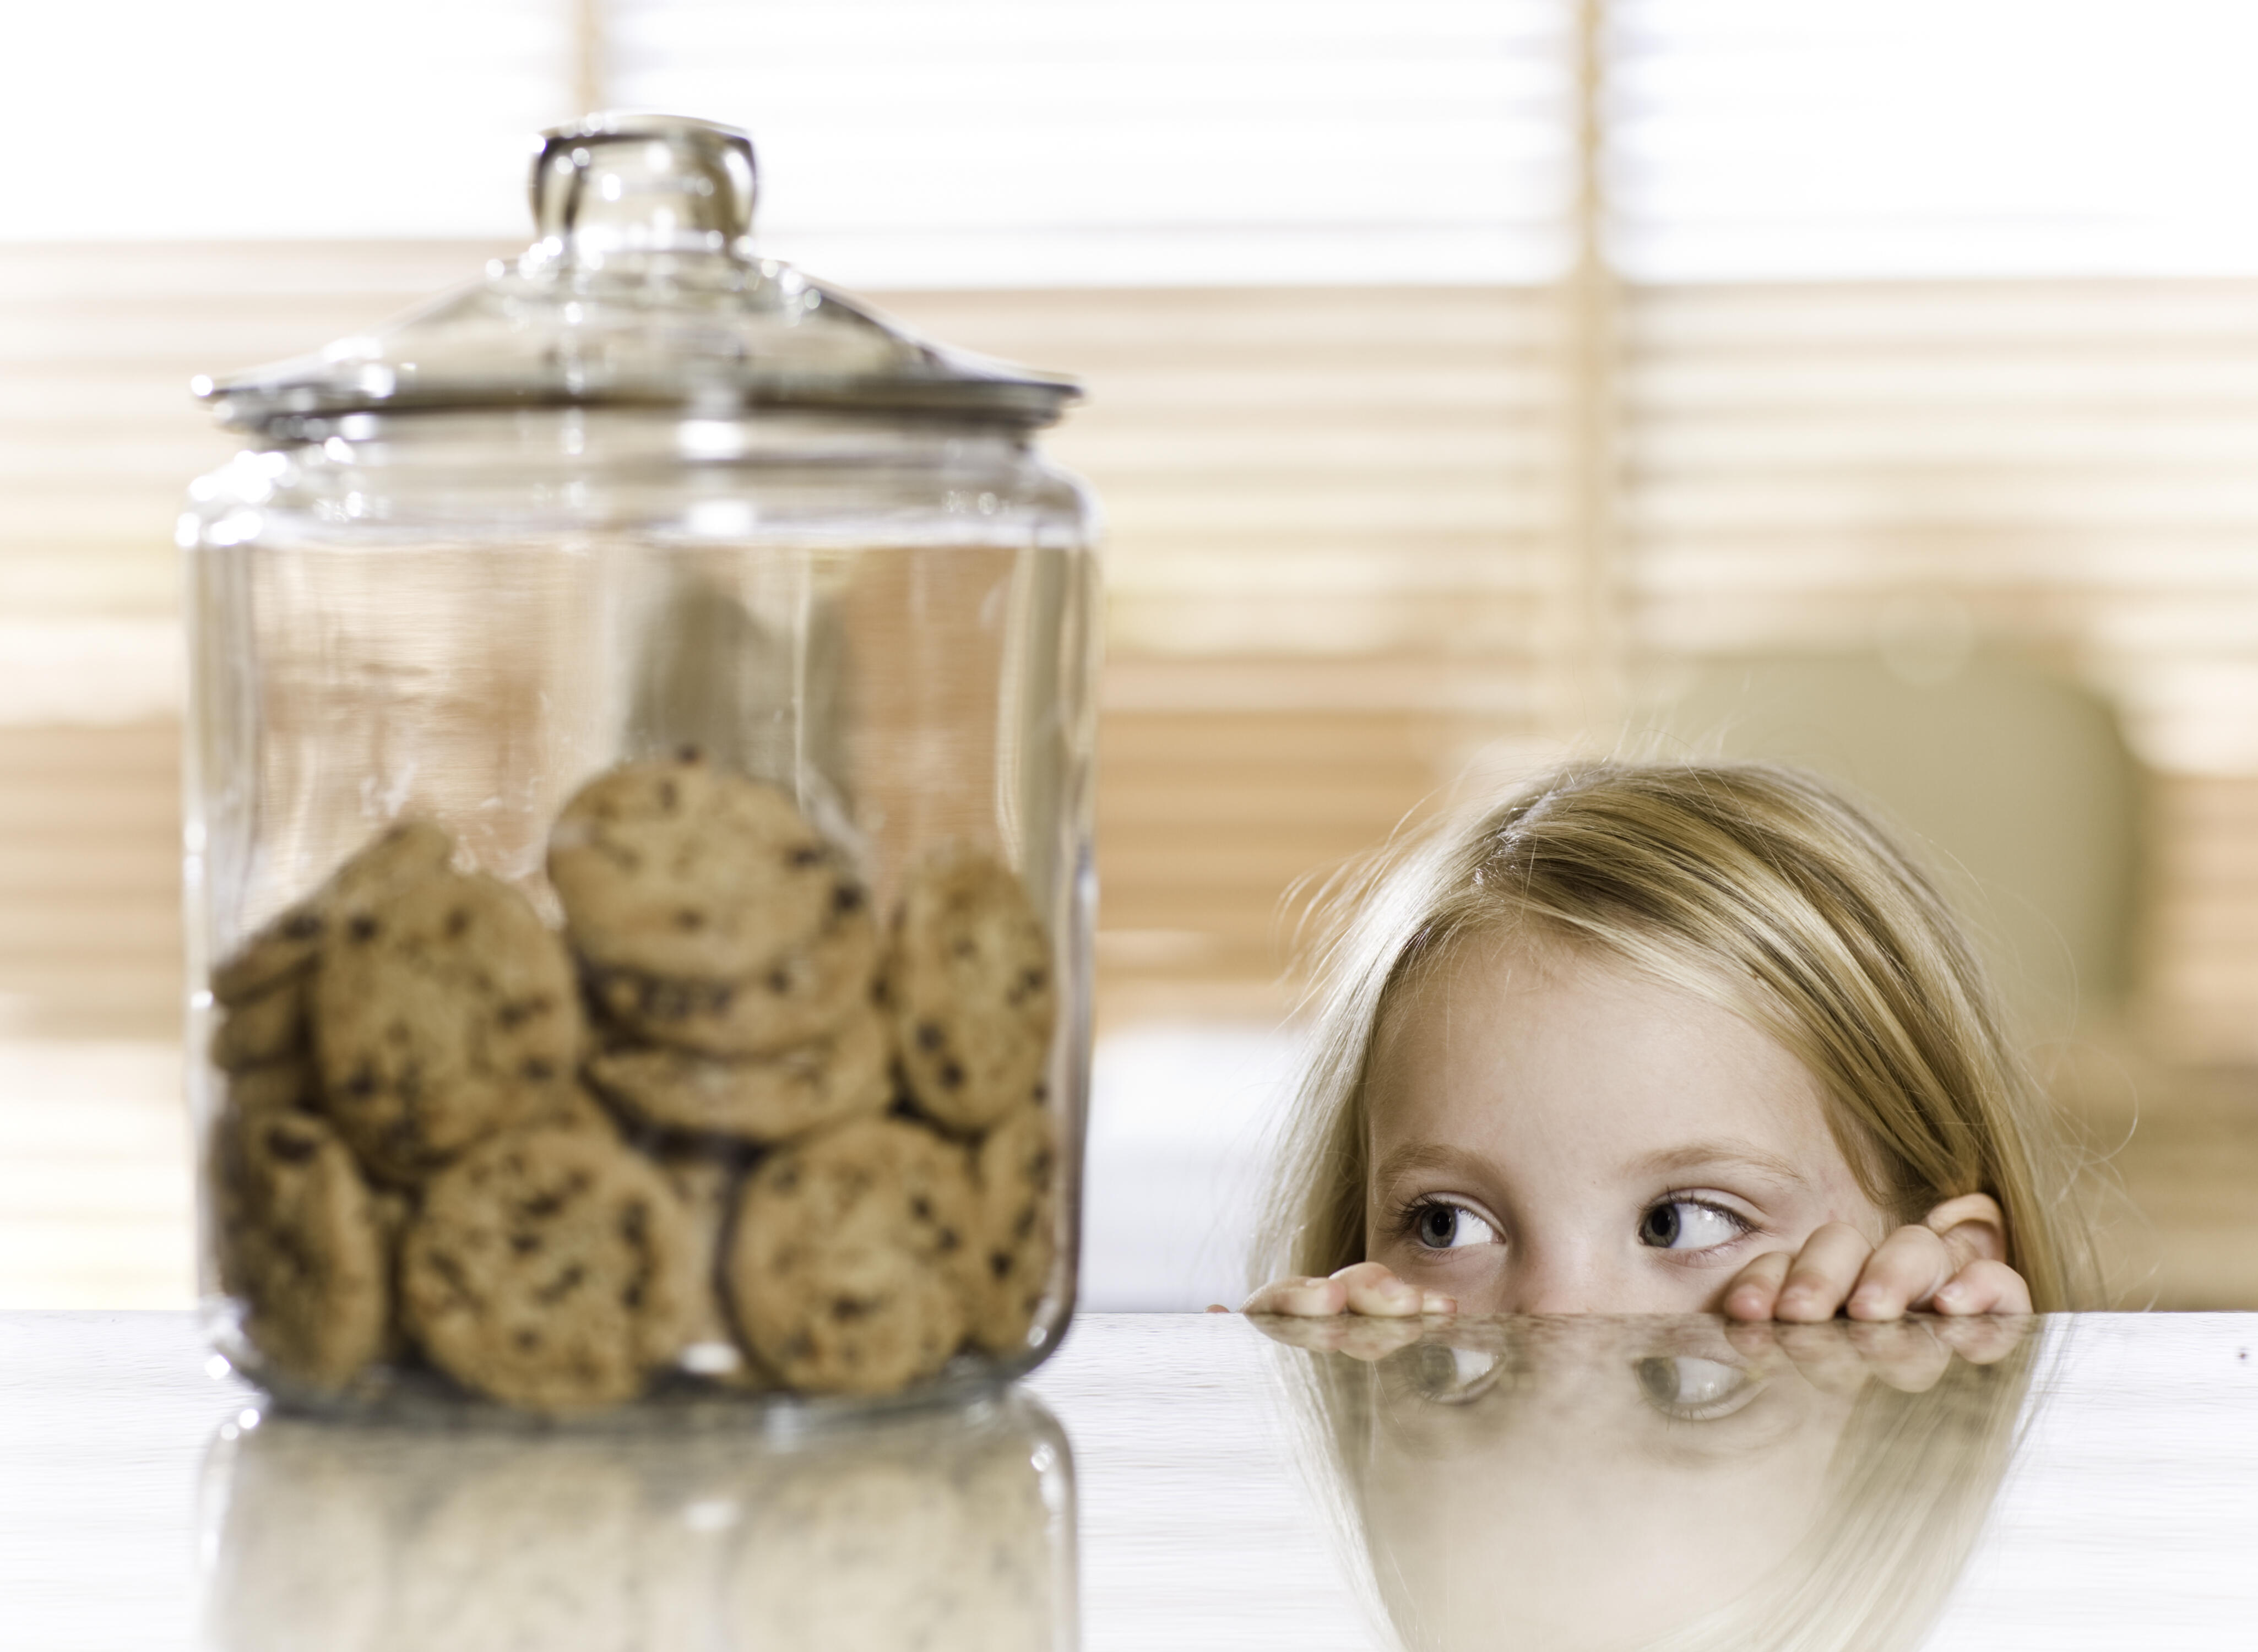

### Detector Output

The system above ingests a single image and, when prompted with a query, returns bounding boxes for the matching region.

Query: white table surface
[2,1311,2255,1650]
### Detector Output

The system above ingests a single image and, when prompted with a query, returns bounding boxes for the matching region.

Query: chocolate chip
[833,883,863,914]
[511,1232,542,1254]
[281,912,324,941]
[938,1059,964,1090]
[990,1252,1013,1280]
[521,1057,555,1083]
[535,1263,587,1305]
[263,1124,319,1164]
[916,1022,945,1052]
[768,969,791,995]
[347,915,379,943]
[675,744,703,764]
[788,845,826,869]
[444,906,470,938]
[674,908,705,931]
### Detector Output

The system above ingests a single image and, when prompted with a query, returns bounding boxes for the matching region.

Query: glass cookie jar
[181,113,1098,1418]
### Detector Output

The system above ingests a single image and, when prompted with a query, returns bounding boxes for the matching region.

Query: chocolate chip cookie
[586,891,878,1058]
[399,1122,697,1412]
[212,819,455,1006]
[970,1104,1060,1356]
[210,975,309,1073]
[884,846,1056,1133]
[726,1118,977,1395]
[548,756,858,982]
[214,1100,391,1390]
[587,996,891,1142]
[313,868,581,1183]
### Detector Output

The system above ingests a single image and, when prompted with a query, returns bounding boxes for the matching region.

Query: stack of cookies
[206,753,1062,1413]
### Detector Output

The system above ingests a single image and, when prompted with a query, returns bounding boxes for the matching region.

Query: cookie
[884,846,1056,1133]
[390,1441,647,1652]
[587,997,891,1142]
[224,1060,321,1119]
[725,1441,1056,1652]
[587,894,879,1058]
[549,757,860,982]
[399,1122,697,1412]
[727,1118,977,1395]
[211,820,455,1006]
[209,976,308,1073]
[214,1101,390,1389]
[313,869,582,1183]
[970,1104,1060,1356]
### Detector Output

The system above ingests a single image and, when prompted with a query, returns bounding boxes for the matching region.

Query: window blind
[4,0,2258,1067]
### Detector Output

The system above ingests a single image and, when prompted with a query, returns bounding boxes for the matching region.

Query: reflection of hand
[1719,1312,2035,1396]
[1242,1308,1437,1362]
[1720,1194,2031,1323]
[1241,1260,1456,1319]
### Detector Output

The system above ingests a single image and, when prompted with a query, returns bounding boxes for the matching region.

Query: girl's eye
[1633,1355,1762,1420]
[1637,1198,1747,1252]
[1413,1201,1499,1250]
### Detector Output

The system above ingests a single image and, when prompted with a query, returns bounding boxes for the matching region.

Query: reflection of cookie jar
[201,1390,1077,1652]
[181,113,1098,1419]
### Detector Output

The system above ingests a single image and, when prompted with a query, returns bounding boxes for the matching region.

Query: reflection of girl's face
[1359,1319,1854,1652]
[1364,937,1891,1315]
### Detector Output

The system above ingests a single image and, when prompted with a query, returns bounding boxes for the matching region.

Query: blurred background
[4,0,2255,1312]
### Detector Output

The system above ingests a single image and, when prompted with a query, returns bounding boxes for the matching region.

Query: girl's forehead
[1366,934,1836,1162]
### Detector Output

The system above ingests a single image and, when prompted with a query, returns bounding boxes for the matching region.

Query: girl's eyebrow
[1632,1140,1811,1187]
[1370,1142,1495,1188]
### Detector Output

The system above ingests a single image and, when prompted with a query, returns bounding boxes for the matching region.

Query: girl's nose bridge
[1504,1235,1605,1315]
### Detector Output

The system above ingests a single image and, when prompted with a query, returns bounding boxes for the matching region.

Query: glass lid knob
[529,112,758,254]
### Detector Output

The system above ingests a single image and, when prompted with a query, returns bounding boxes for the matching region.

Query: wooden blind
[8,0,2258,1067]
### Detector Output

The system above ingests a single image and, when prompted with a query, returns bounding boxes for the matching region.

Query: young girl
[1246,760,2098,1322]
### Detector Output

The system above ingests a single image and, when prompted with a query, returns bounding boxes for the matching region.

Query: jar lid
[198,114,1080,432]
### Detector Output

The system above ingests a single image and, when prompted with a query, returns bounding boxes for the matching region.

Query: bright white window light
[1614,0,2258,280]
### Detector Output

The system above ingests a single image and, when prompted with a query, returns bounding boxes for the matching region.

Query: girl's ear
[1922,1192,2009,1263]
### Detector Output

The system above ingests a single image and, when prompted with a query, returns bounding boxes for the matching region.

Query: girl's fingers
[1923,1193,2009,1261]
[1721,1249,1794,1320]
[1241,1276,1348,1317]
[1845,1224,1954,1320]
[1240,1263,1447,1319]
[1932,1258,2033,1317]
[1774,1223,1878,1322]
[1332,1261,1427,1317]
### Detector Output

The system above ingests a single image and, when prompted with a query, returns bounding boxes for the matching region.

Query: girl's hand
[1721,1193,2030,1323]
[1241,1260,1457,1319]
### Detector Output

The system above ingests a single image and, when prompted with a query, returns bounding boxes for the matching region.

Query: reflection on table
[1251,1313,2042,1652]
[199,1387,1076,1652]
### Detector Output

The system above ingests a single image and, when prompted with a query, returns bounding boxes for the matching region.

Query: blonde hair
[1256,760,2099,1311]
